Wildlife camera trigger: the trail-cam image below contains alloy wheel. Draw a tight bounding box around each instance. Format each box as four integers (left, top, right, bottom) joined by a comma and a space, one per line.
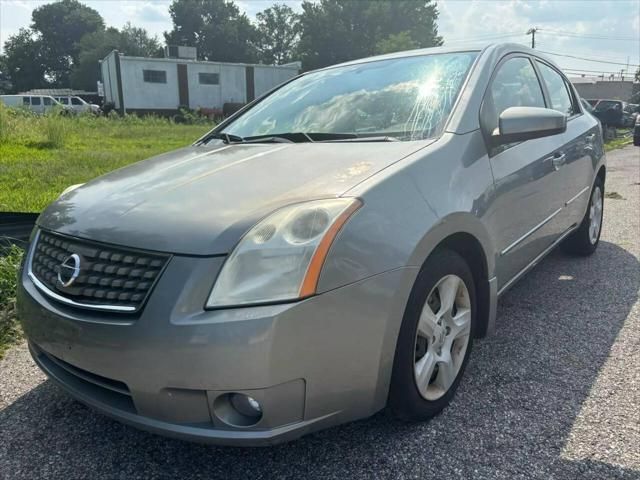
588, 186, 603, 245
414, 274, 471, 401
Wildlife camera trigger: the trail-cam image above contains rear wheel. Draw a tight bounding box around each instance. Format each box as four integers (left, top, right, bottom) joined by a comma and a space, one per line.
561, 177, 604, 256
389, 250, 475, 421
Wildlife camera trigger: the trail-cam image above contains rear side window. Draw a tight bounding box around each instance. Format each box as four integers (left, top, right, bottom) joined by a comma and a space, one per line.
71, 97, 83, 105
536, 62, 575, 116
23, 97, 30, 105
43, 97, 52, 106
31, 97, 41, 105
483, 57, 546, 135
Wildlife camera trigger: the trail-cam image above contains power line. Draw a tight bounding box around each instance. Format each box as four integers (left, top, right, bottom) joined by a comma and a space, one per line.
538, 50, 640, 68
563, 67, 631, 75
538, 28, 638, 41
562, 66, 633, 74
444, 32, 524, 43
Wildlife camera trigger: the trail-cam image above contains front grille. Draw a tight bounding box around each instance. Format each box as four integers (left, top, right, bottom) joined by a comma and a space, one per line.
30, 230, 169, 312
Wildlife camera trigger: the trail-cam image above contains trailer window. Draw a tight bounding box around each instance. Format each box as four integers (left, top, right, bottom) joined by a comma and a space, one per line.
199, 73, 219, 85
143, 70, 167, 84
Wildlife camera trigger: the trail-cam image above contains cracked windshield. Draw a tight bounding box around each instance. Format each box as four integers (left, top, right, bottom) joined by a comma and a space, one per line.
225, 52, 478, 141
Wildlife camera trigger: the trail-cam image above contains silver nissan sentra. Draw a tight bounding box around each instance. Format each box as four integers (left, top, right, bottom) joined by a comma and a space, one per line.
18, 43, 605, 445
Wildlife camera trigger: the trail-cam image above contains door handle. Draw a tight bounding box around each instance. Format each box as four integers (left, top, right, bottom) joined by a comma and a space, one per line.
551, 153, 566, 171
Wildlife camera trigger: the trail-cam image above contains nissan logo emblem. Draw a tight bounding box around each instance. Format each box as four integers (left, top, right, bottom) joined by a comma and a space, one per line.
58, 253, 81, 287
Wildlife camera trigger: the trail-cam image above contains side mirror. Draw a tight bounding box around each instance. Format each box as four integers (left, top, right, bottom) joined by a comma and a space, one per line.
492, 106, 567, 146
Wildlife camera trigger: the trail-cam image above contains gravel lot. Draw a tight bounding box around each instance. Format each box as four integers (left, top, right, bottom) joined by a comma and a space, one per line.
1, 146, 638, 480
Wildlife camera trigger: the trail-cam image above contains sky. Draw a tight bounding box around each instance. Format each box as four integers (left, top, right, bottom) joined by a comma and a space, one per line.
1, 0, 639, 79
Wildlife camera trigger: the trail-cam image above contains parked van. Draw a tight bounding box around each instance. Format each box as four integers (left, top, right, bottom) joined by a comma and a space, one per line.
0, 95, 68, 114
53, 96, 100, 114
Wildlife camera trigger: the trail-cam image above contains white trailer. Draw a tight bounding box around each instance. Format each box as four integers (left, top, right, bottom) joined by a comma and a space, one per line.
99, 50, 300, 115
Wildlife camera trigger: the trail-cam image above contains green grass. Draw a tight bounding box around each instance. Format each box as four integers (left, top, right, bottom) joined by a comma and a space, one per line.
604, 133, 633, 152
0, 246, 23, 358
0, 106, 213, 212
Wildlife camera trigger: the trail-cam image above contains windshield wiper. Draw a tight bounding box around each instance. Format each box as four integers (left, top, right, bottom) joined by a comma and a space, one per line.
242, 135, 297, 144
243, 132, 360, 143
204, 131, 387, 145
203, 132, 245, 144
321, 135, 402, 143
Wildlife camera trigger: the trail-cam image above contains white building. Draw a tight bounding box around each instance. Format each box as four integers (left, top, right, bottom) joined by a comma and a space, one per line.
100, 50, 300, 115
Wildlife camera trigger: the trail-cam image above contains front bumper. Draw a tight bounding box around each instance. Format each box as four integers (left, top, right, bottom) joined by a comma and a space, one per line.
18, 251, 414, 446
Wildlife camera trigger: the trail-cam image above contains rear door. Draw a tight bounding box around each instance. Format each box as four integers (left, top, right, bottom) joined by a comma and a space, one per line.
534, 60, 600, 229
481, 55, 567, 289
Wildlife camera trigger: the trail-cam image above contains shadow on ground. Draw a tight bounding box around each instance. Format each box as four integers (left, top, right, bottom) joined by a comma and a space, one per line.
1, 241, 638, 479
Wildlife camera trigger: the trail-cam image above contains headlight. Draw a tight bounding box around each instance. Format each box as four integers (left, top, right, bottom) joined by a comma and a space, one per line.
207, 198, 362, 307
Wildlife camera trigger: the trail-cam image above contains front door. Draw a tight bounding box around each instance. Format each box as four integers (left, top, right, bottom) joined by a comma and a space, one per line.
481, 56, 567, 289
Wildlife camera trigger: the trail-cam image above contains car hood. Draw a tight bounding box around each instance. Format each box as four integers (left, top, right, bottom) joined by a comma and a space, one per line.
38, 141, 428, 255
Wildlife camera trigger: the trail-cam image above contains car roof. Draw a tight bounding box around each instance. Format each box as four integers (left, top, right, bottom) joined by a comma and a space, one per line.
314, 42, 558, 72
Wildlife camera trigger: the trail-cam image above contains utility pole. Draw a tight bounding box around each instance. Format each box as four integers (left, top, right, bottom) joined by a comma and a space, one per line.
526, 27, 537, 49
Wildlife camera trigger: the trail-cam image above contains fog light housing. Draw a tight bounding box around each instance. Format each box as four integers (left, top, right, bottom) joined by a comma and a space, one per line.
213, 392, 263, 427
231, 393, 262, 418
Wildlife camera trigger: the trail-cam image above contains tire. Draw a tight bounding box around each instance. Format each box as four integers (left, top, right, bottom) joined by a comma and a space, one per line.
388, 249, 476, 421
561, 176, 604, 256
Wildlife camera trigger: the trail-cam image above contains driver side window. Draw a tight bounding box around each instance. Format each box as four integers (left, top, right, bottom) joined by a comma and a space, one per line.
483, 57, 546, 153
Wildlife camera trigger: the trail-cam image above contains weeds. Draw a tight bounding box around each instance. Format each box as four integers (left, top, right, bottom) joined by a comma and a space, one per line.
0, 102, 9, 144
0, 245, 24, 358
43, 109, 70, 148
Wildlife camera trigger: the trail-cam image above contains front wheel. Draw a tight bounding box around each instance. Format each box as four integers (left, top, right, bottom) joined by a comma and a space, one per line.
388, 249, 475, 421
561, 177, 604, 256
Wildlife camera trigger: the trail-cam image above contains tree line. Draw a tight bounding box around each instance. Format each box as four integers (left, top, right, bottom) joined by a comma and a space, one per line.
0, 0, 442, 94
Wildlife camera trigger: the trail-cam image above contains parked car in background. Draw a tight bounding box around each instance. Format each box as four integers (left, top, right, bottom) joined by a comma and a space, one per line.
624, 103, 639, 125
634, 114, 640, 146
18, 43, 605, 446
0, 94, 69, 114
53, 95, 100, 115
592, 99, 635, 128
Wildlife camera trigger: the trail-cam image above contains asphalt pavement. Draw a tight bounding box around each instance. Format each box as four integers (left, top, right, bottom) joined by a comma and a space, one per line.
1, 145, 639, 480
